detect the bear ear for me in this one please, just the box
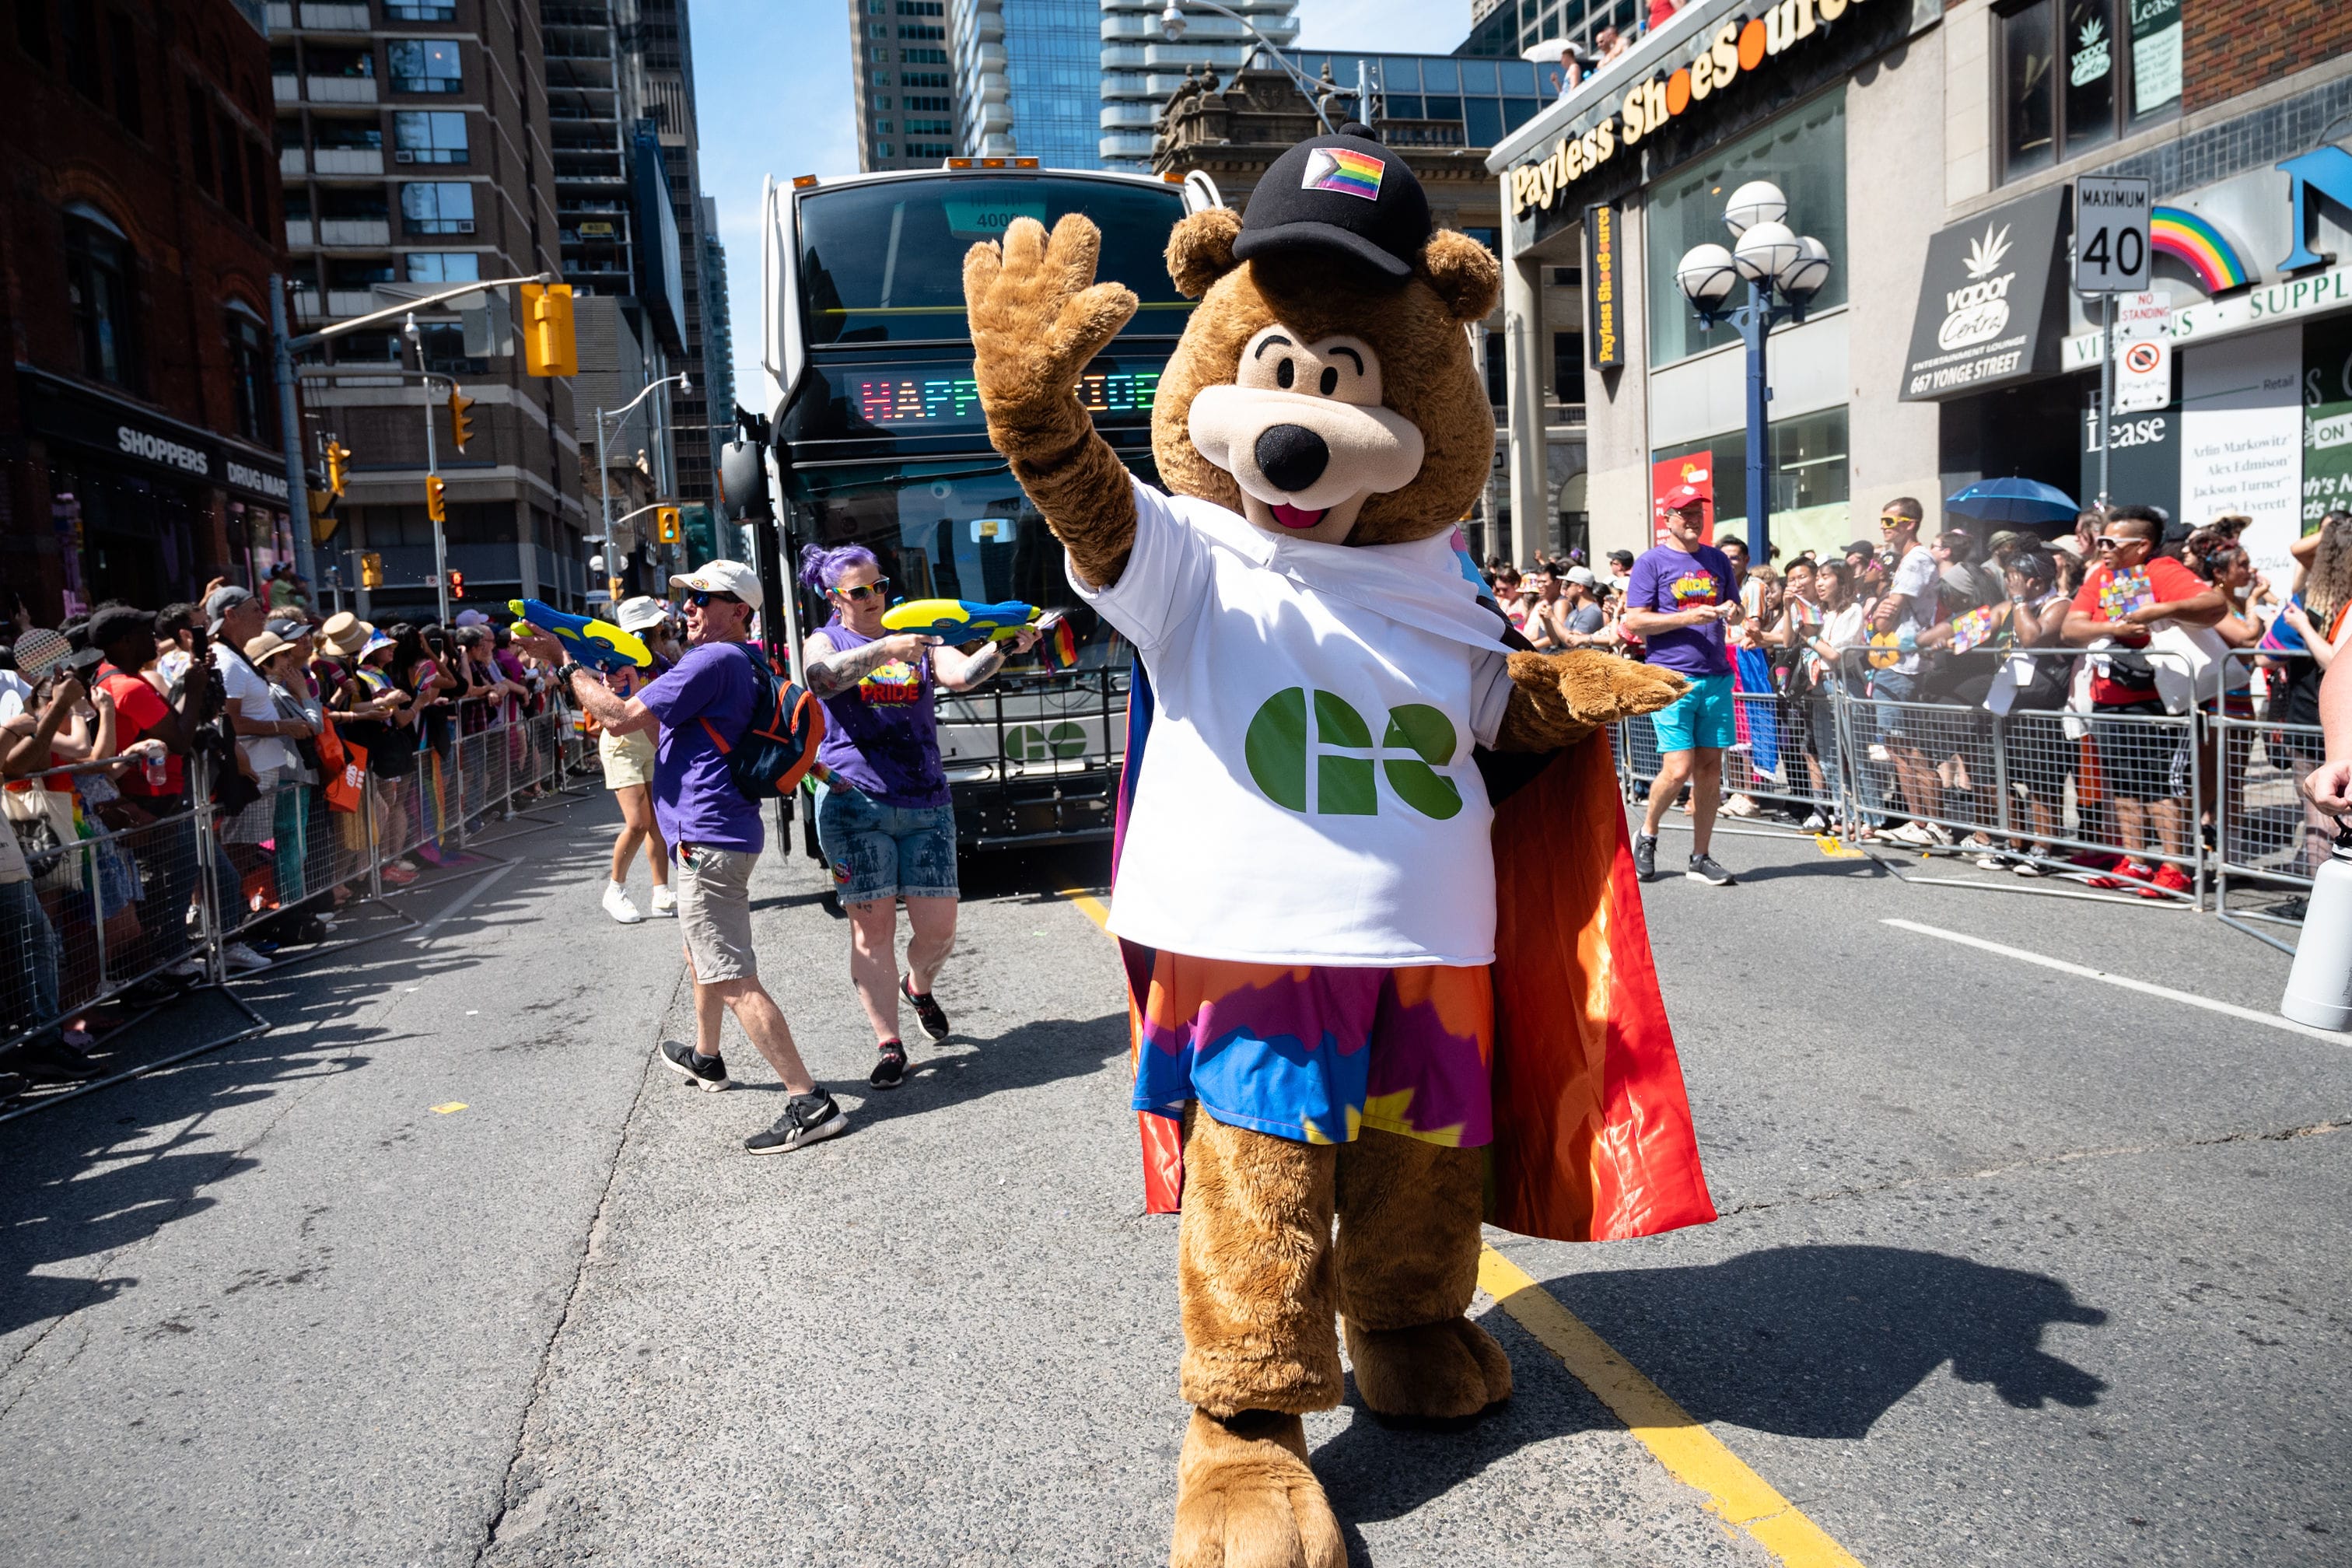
[1418,229,1502,323]
[1165,208,1243,299]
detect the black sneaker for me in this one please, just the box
[1633,834,1658,881]
[659,1038,730,1093]
[745,1090,848,1155]
[2,1038,103,1084]
[870,1038,908,1090]
[1686,853,1737,887]
[901,975,950,1041]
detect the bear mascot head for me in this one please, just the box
[962,126,1714,1568]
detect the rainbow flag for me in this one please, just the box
[1303,145,1385,201]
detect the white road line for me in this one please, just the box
[410,863,518,945]
[1882,917,2347,1044]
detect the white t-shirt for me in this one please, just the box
[1079,479,1515,967]
[212,645,292,773]
[1885,543,1939,674]
[1818,601,1868,685]
[0,669,29,723]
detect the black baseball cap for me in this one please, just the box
[1230,124,1430,282]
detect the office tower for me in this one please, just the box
[698,195,735,430]
[1097,0,1297,170]
[950,0,1100,168]
[627,0,719,503]
[849,0,956,171]
[273,0,587,618]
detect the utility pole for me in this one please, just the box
[269,277,319,589]
[407,315,451,626]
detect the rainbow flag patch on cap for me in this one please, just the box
[1302,146,1384,201]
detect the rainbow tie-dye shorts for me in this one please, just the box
[1132,950,1494,1147]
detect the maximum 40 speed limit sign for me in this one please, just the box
[2075,176,2152,293]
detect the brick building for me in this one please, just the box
[0,0,300,622]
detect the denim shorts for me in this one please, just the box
[814,782,959,905]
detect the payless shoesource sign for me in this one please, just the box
[1508,0,1881,219]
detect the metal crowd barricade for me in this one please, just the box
[2210,647,2323,950]
[5,701,584,1059]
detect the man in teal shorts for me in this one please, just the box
[1622,486,1741,886]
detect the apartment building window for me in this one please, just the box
[1552,331,1586,405]
[874,119,893,133]
[387,38,461,94]
[226,305,272,441]
[219,110,247,215]
[60,0,99,98]
[108,10,140,136]
[896,22,943,40]
[394,109,467,163]
[401,180,474,233]
[386,2,457,18]
[406,252,478,282]
[2000,0,2179,180]
[902,70,947,88]
[186,82,215,193]
[904,117,951,135]
[316,119,383,151]
[64,202,138,390]
[17,0,49,63]
[874,141,892,159]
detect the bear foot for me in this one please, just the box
[1344,1314,1513,1429]
[1171,1408,1345,1568]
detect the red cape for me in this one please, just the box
[1125,733,1716,1244]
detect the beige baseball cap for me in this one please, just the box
[669,558,761,611]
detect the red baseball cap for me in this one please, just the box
[1661,483,1708,513]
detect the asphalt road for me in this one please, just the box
[0,789,2343,1566]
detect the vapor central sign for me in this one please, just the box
[1899,186,2070,401]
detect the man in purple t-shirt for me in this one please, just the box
[1622,487,1741,887]
[521,559,845,1157]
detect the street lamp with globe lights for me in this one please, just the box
[1158,2,1335,134]
[1671,180,1832,562]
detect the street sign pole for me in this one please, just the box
[2099,292,2114,506]
[2072,176,2151,513]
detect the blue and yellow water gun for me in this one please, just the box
[880,598,1080,667]
[507,599,650,672]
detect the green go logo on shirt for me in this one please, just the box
[1242,688,1462,820]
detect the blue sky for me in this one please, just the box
[689,0,1472,410]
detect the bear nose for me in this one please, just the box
[1254,424,1329,494]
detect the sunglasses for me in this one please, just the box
[834,578,891,601]
[1877,516,1911,529]
[686,590,742,607]
[2094,534,2142,550]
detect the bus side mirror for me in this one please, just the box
[716,439,768,522]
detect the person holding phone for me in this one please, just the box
[798,543,1037,1090]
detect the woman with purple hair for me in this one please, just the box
[800,542,1038,1088]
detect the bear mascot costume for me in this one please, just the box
[962,125,1717,1566]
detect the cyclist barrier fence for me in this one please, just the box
[1608,647,2317,920]
[4,709,579,1055]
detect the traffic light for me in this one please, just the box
[656,505,681,544]
[324,438,351,499]
[520,282,577,377]
[447,387,474,452]
[425,473,446,524]
[309,491,340,544]
[360,551,384,590]
[448,569,466,600]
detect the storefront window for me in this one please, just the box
[2000,0,2175,182]
[1652,406,1850,551]
[226,306,272,441]
[1647,91,1846,368]
[64,203,138,390]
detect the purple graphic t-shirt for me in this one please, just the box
[636,642,762,852]
[1626,544,1734,678]
[813,618,950,809]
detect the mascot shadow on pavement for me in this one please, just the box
[964,124,1717,1567]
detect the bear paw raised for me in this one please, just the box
[1344,1315,1513,1428]
[1172,1409,1345,1568]
[1496,650,1691,751]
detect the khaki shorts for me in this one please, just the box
[600,729,655,791]
[675,844,758,983]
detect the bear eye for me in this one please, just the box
[1275,358,1294,390]
[1319,366,1339,396]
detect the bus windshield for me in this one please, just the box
[791,462,1160,674]
[797,176,1191,346]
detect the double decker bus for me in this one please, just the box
[757,160,1202,853]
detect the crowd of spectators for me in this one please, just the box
[1483,502,2350,900]
[0,572,584,1097]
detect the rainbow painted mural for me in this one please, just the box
[2151,206,2252,294]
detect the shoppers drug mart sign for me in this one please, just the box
[1507,0,1881,218]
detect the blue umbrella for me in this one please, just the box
[1943,478,2081,526]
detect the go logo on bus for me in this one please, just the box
[1242,688,1462,820]
[1006,722,1087,762]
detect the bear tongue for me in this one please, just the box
[1270,502,1328,530]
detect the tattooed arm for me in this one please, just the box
[934,626,1040,693]
[801,630,941,698]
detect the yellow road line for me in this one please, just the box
[1479,1249,1864,1566]
[1053,887,1864,1566]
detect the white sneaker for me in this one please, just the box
[222,942,271,974]
[649,886,677,919]
[1925,821,1956,846]
[1801,811,1829,833]
[1888,821,1936,847]
[602,882,644,925]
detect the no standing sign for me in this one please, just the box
[2074,177,2152,294]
